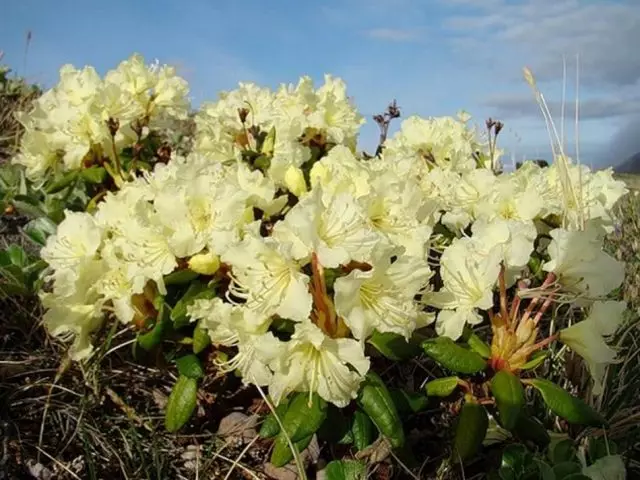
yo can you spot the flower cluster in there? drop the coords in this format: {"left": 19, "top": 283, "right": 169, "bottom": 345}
{"left": 29, "top": 57, "right": 628, "bottom": 408}
{"left": 12, "top": 54, "right": 190, "bottom": 181}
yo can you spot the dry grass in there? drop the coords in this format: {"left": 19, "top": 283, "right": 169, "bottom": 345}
{"left": 0, "top": 63, "right": 40, "bottom": 163}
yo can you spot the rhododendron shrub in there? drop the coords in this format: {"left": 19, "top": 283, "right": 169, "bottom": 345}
{"left": 8, "top": 53, "right": 630, "bottom": 475}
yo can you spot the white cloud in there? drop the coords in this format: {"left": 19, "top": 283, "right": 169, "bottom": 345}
{"left": 443, "top": 0, "right": 640, "bottom": 87}
{"left": 364, "top": 28, "right": 423, "bottom": 42}
{"left": 482, "top": 92, "right": 640, "bottom": 121}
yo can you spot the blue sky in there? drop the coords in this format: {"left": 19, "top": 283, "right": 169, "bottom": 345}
{"left": 2, "top": 0, "right": 640, "bottom": 168}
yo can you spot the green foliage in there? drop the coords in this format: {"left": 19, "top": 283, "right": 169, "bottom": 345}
{"left": 453, "top": 399, "right": 489, "bottom": 463}
{"left": 422, "top": 337, "right": 488, "bottom": 374}
{"left": 269, "top": 393, "right": 327, "bottom": 467}
{"left": 367, "top": 330, "right": 421, "bottom": 360}
{"left": 164, "top": 375, "right": 198, "bottom": 433}
{"left": 425, "top": 376, "right": 460, "bottom": 397}
{"left": 526, "top": 379, "right": 607, "bottom": 426}
{"left": 175, "top": 354, "right": 204, "bottom": 379}
{"left": 0, "top": 243, "right": 46, "bottom": 297}
{"left": 356, "top": 371, "right": 405, "bottom": 448}
{"left": 324, "top": 460, "right": 367, "bottom": 480}
{"left": 491, "top": 370, "right": 525, "bottom": 430}
{"left": 350, "top": 409, "right": 375, "bottom": 451}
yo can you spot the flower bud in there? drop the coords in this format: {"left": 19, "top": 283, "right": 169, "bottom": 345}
{"left": 188, "top": 251, "right": 220, "bottom": 275}
{"left": 284, "top": 165, "right": 307, "bottom": 197}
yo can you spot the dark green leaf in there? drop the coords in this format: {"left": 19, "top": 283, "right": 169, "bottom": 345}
{"left": 192, "top": 321, "right": 211, "bottom": 354}
{"left": 528, "top": 379, "right": 607, "bottom": 426}
{"left": 552, "top": 439, "right": 577, "bottom": 464}
{"left": 317, "top": 405, "right": 352, "bottom": 444}
{"left": 422, "top": 337, "right": 488, "bottom": 374}
{"left": 137, "top": 302, "right": 171, "bottom": 351}
{"left": 170, "top": 281, "right": 216, "bottom": 328}
{"left": 425, "top": 376, "right": 460, "bottom": 397}
{"left": 463, "top": 328, "right": 491, "bottom": 358}
{"left": 491, "top": 370, "right": 525, "bottom": 430}
{"left": 259, "top": 398, "right": 290, "bottom": 439}
{"left": 534, "top": 460, "right": 556, "bottom": 480}
{"left": 501, "top": 443, "right": 528, "bottom": 472}
{"left": 552, "top": 462, "right": 581, "bottom": 479}
{"left": 498, "top": 466, "right": 516, "bottom": 480}
{"left": 513, "top": 411, "right": 550, "bottom": 447}
{"left": 165, "top": 375, "right": 198, "bottom": 433}
{"left": 452, "top": 399, "right": 488, "bottom": 463}
{"left": 390, "top": 389, "right": 428, "bottom": 416}
{"left": 587, "top": 436, "right": 618, "bottom": 464}
{"left": 12, "top": 199, "right": 46, "bottom": 219}
{"left": 24, "top": 217, "right": 57, "bottom": 245}
{"left": 5, "top": 245, "right": 27, "bottom": 267}
{"left": 81, "top": 166, "right": 107, "bottom": 184}
{"left": 176, "top": 354, "right": 204, "bottom": 379}
{"left": 45, "top": 171, "right": 78, "bottom": 194}
{"left": 164, "top": 269, "right": 199, "bottom": 286}
{"left": 367, "top": 330, "right": 421, "bottom": 361}
{"left": 521, "top": 350, "right": 548, "bottom": 371}
{"left": 356, "top": 371, "right": 405, "bottom": 448}
{"left": 351, "top": 409, "right": 375, "bottom": 451}
{"left": 277, "top": 392, "right": 327, "bottom": 443}
{"left": 270, "top": 434, "right": 312, "bottom": 468}
{"left": 562, "top": 475, "right": 590, "bottom": 480}
{"left": 324, "top": 460, "right": 367, "bottom": 480}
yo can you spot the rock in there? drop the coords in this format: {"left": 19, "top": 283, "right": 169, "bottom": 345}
{"left": 217, "top": 412, "right": 258, "bottom": 443}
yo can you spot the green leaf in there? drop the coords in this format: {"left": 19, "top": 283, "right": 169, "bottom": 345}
{"left": 45, "top": 171, "right": 79, "bottom": 194}
{"left": 351, "top": 409, "right": 375, "bottom": 451}
{"left": 259, "top": 398, "right": 290, "bottom": 439}
{"left": 317, "top": 405, "right": 352, "bottom": 444}
{"left": 270, "top": 434, "right": 312, "bottom": 468}
{"left": 390, "top": 389, "right": 428, "bottom": 415}
{"left": 170, "top": 281, "right": 216, "bottom": 328}
{"left": 534, "top": 460, "right": 556, "bottom": 480}
{"left": 24, "top": 217, "right": 57, "bottom": 245}
{"left": 422, "top": 337, "right": 488, "bottom": 374}
{"left": 80, "top": 166, "right": 107, "bottom": 184}
{"left": 277, "top": 392, "right": 327, "bottom": 443}
{"left": 175, "top": 354, "right": 204, "bottom": 379}
{"left": 501, "top": 443, "right": 527, "bottom": 469}
{"left": 164, "top": 269, "right": 199, "bottom": 286}
{"left": 463, "top": 328, "right": 492, "bottom": 358}
{"left": 513, "top": 411, "right": 550, "bottom": 447}
{"left": 324, "top": 460, "right": 367, "bottom": 480}
{"left": 367, "top": 330, "right": 421, "bottom": 361}
{"left": 425, "top": 376, "right": 460, "bottom": 397}
{"left": 12, "top": 199, "right": 46, "bottom": 219}
{"left": 552, "top": 462, "right": 581, "bottom": 479}
{"left": 452, "top": 399, "right": 489, "bottom": 463}
{"left": 551, "top": 439, "right": 577, "bottom": 464}
{"left": 498, "top": 466, "right": 516, "bottom": 480}
{"left": 527, "top": 379, "right": 607, "bottom": 426}
{"left": 192, "top": 321, "right": 211, "bottom": 354}
{"left": 491, "top": 370, "right": 525, "bottom": 430}
{"left": 165, "top": 375, "right": 198, "bottom": 433}
{"left": 521, "top": 350, "right": 548, "bottom": 371}
{"left": 137, "top": 302, "right": 172, "bottom": 351}
{"left": 5, "top": 244, "right": 27, "bottom": 267}
{"left": 562, "top": 475, "right": 590, "bottom": 480}
{"left": 356, "top": 371, "right": 405, "bottom": 448}
{"left": 587, "top": 437, "right": 618, "bottom": 464}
